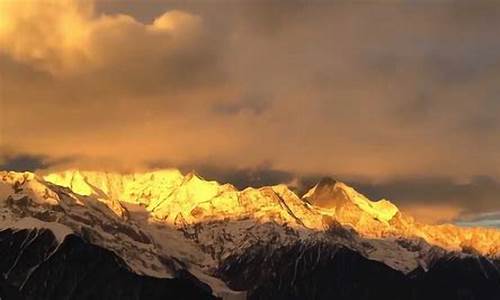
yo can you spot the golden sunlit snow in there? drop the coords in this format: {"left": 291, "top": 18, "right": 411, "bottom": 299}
{"left": 42, "top": 169, "right": 500, "bottom": 259}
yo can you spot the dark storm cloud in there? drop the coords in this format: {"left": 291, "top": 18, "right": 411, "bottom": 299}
{"left": 456, "top": 211, "right": 500, "bottom": 228}
{"left": 147, "top": 160, "right": 295, "bottom": 189}
{"left": 194, "top": 165, "right": 295, "bottom": 190}
{"left": 0, "top": 152, "right": 74, "bottom": 172}
{"left": 349, "top": 176, "right": 500, "bottom": 215}
{"left": 0, "top": 154, "right": 49, "bottom": 172}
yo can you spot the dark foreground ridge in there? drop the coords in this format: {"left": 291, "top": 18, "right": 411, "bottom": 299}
{"left": 218, "top": 242, "right": 500, "bottom": 300}
{"left": 0, "top": 228, "right": 217, "bottom": 300}
{"left": 1, "top": 228, "right": 499, "bottom": 300}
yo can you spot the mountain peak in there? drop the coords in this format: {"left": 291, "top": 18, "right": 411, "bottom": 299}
{"left": 317, "top": 176, "right": 337, "bottom": 188}
{"left": 303, "top": 178, "right": 400, "bottom": 224}
{"left": 2, "top": 168, "right": 500, "bottom": 280}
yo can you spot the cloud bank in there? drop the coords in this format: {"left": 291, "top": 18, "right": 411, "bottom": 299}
{"left": 1, "top": 0, "right": 499, "bottom": 223}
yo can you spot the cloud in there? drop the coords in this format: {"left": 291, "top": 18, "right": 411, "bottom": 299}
{"left": 349, "top": 176, "right": 500, "bottom": 217}
{"left": 0, "top": 0, "right": 94, "bottom": 75}
{"left": 1, "top": 0, "right": 500, "bottom": 210}
{"left": 0, "top": 152, "right": 74, "bottom": 172}
{"left": 0, "top": 1, "right": 205, "bottom": 76}
{"left": 400, "top": 204, "right": 464, "bottom": 225}
{"left": 0, "top": 154, "right": 50, "bottom": 172}
{"left": 185, "top": 165, "right": 296, "bottom": 190}
{"left": 0, "top": 0, "right": 233, "bottom": 169}
{"left": 455, "top": 211, "right": 500, "bottom": 228}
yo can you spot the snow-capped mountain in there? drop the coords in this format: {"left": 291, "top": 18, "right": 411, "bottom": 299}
{"left": 0, "top": 169, "right": 499, "bottom": 299}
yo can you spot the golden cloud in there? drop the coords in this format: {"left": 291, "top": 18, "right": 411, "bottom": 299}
{"left": 400, "top": 204, "right": 464, "bottom": 224}
{"left": 0, "top": 0, "right": 202, "bottom": 76}
{"left": 0, "top": 0, "right": 499, "bottom": 187}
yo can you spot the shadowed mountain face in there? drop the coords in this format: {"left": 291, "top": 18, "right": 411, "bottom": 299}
{"left": 218, "top": 242, "right": 500, "bottom": 300}
{"left": 218, "top": 242, "right": 411, "bottom": 300}
{"left": 412, "top": 255, "right": 500, "bottom": 300}
{"left": 305, "top": 177, "right": 346, "bottom": 207}
{"left": 0, "top": 278, "right": 21, "bottom": 300}
{"left": 2, "top": 228, "right": 499, "bottom": 300}
{"left": 0, "top": 229, "right": 217, "bottom": 300}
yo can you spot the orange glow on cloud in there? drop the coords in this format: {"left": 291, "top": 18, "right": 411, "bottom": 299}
{"left": 1, "top": 0, "right": 499, "bottom": 199}
{"left": 0, "top": 0, "right": 202, "bottom": 76}
{"left": 401, "top": 204, "right": 463, "bottom": 224}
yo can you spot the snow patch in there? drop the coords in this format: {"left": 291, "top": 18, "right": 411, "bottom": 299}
{"left": 0, "top": 217, "right": 73, "bottom": 242}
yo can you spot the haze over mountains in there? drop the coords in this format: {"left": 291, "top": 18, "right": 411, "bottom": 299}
{"left": 0, "top": 169, "right": 499, "bottom": 299}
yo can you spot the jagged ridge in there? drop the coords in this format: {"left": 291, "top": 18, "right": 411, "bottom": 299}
{"left": 1, "top": 169, "right": 500, "bottom": 299}
{"left": 41, "top": 170, "right": 500, "bottom": 260}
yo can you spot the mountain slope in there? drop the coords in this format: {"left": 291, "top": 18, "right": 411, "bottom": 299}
{"left": 1, "top": 169, "right": 499, "bottom": 299}
{"left": 304, "top": 177, "right": 500, "bottom": 258}
{"left": 218, "top": 241, "right": 500, "bottom": 300}
{"left": 0, "top": 228, "right": 217, "bottom": 300}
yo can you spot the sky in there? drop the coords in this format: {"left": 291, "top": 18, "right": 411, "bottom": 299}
{"left": 0, "top": 0, "right": 499, "bottom": 226}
